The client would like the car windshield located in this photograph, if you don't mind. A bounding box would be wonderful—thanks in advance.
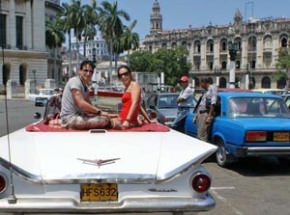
[228,97,290,118]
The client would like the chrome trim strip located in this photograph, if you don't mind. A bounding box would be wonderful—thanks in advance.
[247,147,290,155]
[0,194,215,213]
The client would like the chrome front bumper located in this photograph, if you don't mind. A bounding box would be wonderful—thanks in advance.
[0,194,215,214]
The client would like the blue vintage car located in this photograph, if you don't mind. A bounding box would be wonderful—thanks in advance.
[184,92,290,167]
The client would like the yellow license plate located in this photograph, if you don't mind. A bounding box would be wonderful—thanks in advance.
[273,132,289,142]
[80,183,118,201]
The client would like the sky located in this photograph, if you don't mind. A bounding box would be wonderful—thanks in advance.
[60,0,290,40]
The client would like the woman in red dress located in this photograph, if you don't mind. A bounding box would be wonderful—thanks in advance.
[116,65,151,129]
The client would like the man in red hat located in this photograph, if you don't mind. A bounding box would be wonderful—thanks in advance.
[172,75,195,130]
[177,75,194,107]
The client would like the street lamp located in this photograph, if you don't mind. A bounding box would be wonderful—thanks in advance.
[228,40,238,88]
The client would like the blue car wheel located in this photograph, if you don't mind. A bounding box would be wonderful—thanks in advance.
[215,139,233,167]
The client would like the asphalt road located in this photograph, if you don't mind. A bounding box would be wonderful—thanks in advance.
[1,99,290,215]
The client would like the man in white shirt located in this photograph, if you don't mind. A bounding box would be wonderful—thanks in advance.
[196,78,217,142]
[173,75,194,130]
[177,75,195,110]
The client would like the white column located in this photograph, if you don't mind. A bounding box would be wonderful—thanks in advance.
[229,61,235,88]
[25,0,32,49]
[0,63,2,86]
[200,40,207,70]
[241,37,248,69]
[8,0,16,48]
[245,73,249,90]
[32,0,45,51]
[256,36,263,69]
[213,39,220,68]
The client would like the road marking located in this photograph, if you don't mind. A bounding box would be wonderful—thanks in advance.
[211,186,236,190]
[212,189,243,215]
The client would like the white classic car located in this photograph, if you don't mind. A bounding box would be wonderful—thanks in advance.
[0,96,217,214]
[28,88,56,106]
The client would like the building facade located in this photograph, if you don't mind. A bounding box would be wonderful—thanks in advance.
[0,0,62,91]
[143,0,290,89]
[71,35,109,63]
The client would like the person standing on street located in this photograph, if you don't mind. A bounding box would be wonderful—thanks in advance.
[196,78,217,142]
[172,75,194,130]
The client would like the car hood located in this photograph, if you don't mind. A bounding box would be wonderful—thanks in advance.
[0,128,216,183]
[230,117,290,130]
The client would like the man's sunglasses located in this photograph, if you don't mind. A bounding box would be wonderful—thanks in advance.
[83,69,94,74]
[118,71,130,78]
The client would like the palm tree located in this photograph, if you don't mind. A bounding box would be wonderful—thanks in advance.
[69,0,85,70]
[122,20,140,66]
[98,1,130,83]
[59,2,74,78]
[46,19,65,84]
[82,0,98,58]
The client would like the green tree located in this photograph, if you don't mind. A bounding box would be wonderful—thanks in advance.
[276,47,290,89]
[58,2,74,77]
[46,19,65,83]
[129,47,191,86]
[98,1,130,83]
[122,20,139,65]
[82,0,98,57]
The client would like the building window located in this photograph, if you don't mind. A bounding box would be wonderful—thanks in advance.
[194,41,201,53]
[221,61,227,70]
[248,36,256,51]
[220,39,227,51]
[16,16,23,49]
[0,14,6,47]
[281,37,288,48]
[261,76,271,88]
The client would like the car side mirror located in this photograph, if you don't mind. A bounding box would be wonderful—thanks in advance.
[34,112,41,119]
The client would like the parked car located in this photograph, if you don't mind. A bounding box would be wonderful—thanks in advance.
[282,93,290,109]
[34,88,55,106]
[252,88,287,96]
[184,92,290,167]
[145,92,197,127]
[0,96,216,214]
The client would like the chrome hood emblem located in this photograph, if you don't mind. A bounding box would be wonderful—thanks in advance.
[77,158,120,167]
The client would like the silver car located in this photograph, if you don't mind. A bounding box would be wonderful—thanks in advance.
[145,92,197,127]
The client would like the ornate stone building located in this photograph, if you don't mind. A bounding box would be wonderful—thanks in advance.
[0,0,61,91]
[143,0,290,89]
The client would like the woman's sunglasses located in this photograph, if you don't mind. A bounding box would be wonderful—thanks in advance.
[118,71,130,79]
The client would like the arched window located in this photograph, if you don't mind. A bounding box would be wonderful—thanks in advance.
[220,39,227,51]
[194,41,201,53]
[234,37,242,51]
[262,76,271,88]
[280,35,288,48]
[248,36,257,51]
[263,35,272,49]
[207,40,214,52]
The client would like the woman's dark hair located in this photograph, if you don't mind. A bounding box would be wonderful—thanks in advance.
[117,65,132,79]
[80,60,95,70]
[117,65,131,75]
